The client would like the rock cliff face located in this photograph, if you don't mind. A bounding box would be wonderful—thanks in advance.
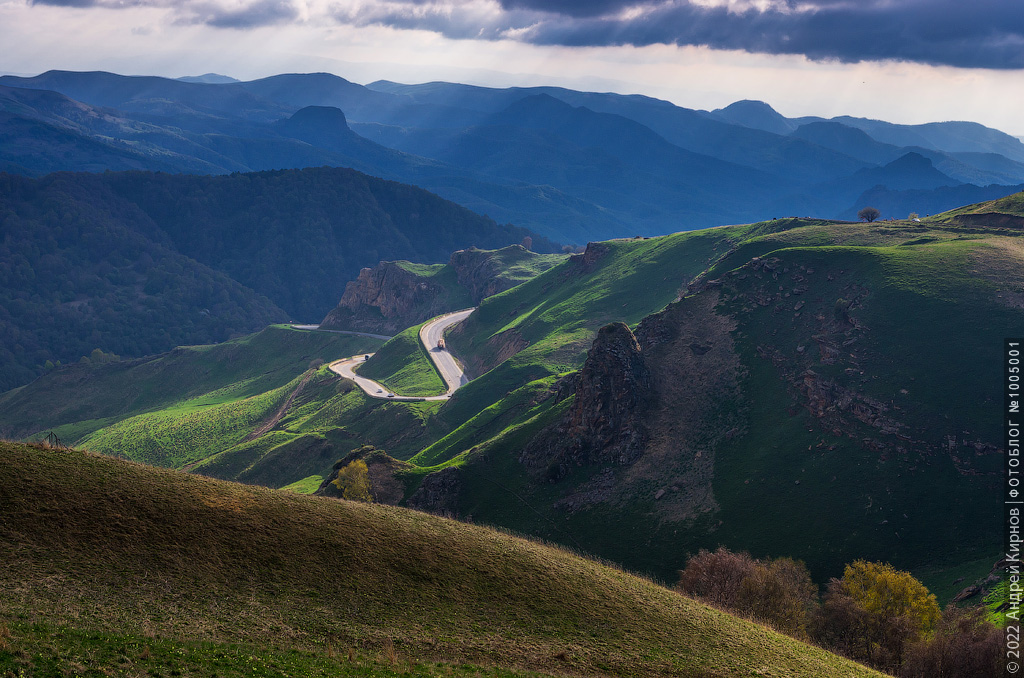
[450,246,525,302]
[521,322,652,480]
[561,242,610,279]
[315,445,410,505]
[518,290,741,517]
[406,467,462,516]
[320,245,562,335]
[320,262,456,335]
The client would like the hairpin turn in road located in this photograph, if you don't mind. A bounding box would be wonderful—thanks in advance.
[328,308,475,401]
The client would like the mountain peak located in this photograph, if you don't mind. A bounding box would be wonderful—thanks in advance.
[286,105,349,129]
[177,73,239,84]
[713,99,795,135]
[718,99,778,114]
[884,151,934,170]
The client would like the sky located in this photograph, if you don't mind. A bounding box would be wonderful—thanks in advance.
[3,0,1024,135]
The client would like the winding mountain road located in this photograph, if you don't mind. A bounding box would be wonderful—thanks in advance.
[328,308,475,402]
[419,308,474,392]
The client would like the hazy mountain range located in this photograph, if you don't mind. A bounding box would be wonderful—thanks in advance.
[3,70,1024,242]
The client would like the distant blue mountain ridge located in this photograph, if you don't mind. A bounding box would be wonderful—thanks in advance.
[2,70,1023,242]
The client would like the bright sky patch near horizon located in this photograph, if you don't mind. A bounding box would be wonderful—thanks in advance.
[3,0,1023,136]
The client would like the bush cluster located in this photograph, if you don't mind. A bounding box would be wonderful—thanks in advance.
[676,547,1002,677]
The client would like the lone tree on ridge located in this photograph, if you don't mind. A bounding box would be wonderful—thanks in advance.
[858,206,881,222]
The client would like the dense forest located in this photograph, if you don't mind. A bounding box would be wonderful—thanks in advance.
[0,167,550,391]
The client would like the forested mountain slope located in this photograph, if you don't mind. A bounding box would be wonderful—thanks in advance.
[0,167,543,390]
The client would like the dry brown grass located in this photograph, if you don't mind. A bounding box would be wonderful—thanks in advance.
[382,638,400,665]
[0,442,886,678]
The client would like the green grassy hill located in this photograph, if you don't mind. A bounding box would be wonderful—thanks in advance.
[0,442,885,678]
[0,325,380,442]
[0,325,454,491]
[389,204,1023,587]
[358,321,447,397]
[440,230,738,427]
[929,189,1024,221]
[3,193,1021,597]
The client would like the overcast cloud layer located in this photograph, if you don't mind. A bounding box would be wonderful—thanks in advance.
[29,0,1024,69]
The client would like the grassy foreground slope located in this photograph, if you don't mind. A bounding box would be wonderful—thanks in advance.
[0,442,884,678]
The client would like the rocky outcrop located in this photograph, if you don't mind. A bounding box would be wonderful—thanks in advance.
[521,322,651,480]
[450,245,531,302]
[315,445,410,505]
[320,262,454,335]
[561,242,610,278]
[407,467,462,516]
[320,245,563,335]
[799,369,902,435]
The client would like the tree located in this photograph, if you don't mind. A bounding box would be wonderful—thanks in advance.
[858,206,881,222]
[332,459,373,502]
[676,547,757,609]
[676,548,818,638]
[737,557,818,638]
[522,235,532,251]
[812,561,939,672]
[901,606,1003,678]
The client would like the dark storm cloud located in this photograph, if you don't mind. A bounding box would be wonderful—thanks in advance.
[29,0,1024,69]
[194,0,299,28]
[31,0,298,28]
[357,0,1024,70]
[497,0,630,18]
[501,0,1024,69]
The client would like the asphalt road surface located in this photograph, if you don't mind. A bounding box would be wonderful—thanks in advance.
[327,308,474,401]
[419,308,474,393]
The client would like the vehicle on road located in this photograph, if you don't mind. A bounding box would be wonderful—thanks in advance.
[436,338,445,350]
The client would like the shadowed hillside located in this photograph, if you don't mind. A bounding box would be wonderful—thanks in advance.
[0,167,547,390]
[0,442,884,678]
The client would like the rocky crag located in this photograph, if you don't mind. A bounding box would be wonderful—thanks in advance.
[320,245,563,334]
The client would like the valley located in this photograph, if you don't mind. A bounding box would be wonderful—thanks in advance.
[0,65,1020,677]
[4,197,1018,595]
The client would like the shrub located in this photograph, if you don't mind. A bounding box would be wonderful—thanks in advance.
[676,547,757,609]
[677,548,817,637]
[811,560,939,672]
[737,557,818,638]
[901,605,1003,678]
[332,459,373,502]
